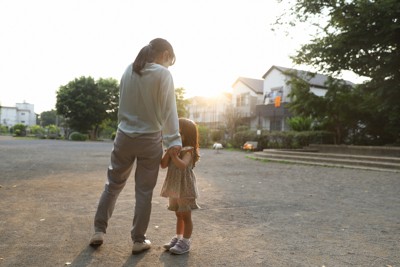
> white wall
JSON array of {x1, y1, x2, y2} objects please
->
[
  {"x1": 263, "y1": 68, "x2": 291, "y2": 103},
  {"x1": 0, "y1": 107, "x2": 18, "y2": 126},
  {"x1": 263, "y1": 68, "x2": 327, "y2": 102},
  {"x1": 310, "y1": 87, "x2": 327, "y2": 97},
  {"x1": 0, "y1": 102, "x2": 36, "y2": 127}
]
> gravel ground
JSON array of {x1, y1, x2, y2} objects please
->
[{"x1": 0, "y1": 137, "x2": 399, "y2": 267}]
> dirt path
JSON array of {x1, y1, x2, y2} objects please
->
[{"x1": 0, "y1": 138, "x2": 399, "y2": 266}]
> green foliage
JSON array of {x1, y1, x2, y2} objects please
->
[
  {"x1": 98, "y1": 118, "x2": 117, "y2": 140},
  {"x1": 40, "y1": 110, "x2": 57, "y2": 126},
  {"x1": 231, "y1": 130, "x2": 334, "y2": 150},
  {"x1": 12, "y1": 123, "x2": 26, "y2": 137},
  {"x1": 111, "y1": 131, "x2": 116, "y2": 140},
  {"x1": 46, "y1": 124, "x2": 60, "y2": 139},
  {"x1": 69, "y1": 132, "x2": 88, "y2": 141},
  {"x1": 210, "y1": 130, "x2": 223, "y2": 142},
  {"x1": 287, "y1": 116, "x2": 313, "y2": 131},
  {"x1": 232, "y1": 130, "x2": 257, "y2": 148},
  {"x1": 30, "y1": 125, "x2": 45, "y2": 137},
  {"x1": 56, "y1": 76, "x2": 119, "y2": 139},
  {"x1": 276, "y1": 0, "x2": 400, "y2": 145},
  {"x1": 287, "y1": 72, "x2": 364, "y2": 144},
  {"x1": 197, "y1": 125, "x2": 210, "y2": 148},
  {"x1": 175, "y1": 87, "x2": 189, "y2": 118},
  {"x1": 0, "y1": 125, "x2": 9, "y2": 134}
]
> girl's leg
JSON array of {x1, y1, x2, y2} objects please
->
[
  {"x1": 175, "y1": 211, "x2": 184, "y2": 236},
  {"x1": 177, "y1": 211, "x2": 192, "y2": 239},
  {"x1": 169, "y1": 211, "x2": 192, "y2": 254}
]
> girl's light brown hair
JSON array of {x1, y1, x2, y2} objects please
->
[
  {"x1": 132, "y1": 38, "x2": 176, "y2": 75},
  {"x1": 179, "y1": 118, "x2": 200, "y2": 167}
]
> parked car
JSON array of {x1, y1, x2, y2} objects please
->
[{"x1": 242, "y1": 141, "x2": 258, "y2": 151}]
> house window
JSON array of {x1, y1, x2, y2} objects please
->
[
  {"x1": 21, "y1": 112, "x2": 25, "y2": 115},
  {"x1": 236, "y1": 93, "x2": 249, "y2": 107},
  {"x1": 270, "y1": 119, "x2": 282, "y2": 131},
  {"x1": 21, "y1": 120, "x2": 25, "y2": 123}
]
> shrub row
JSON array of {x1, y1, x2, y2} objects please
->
[{"x1": 232, "y1": 130, "x2": 335, "y2": 149}]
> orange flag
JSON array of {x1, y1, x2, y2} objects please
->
[{"x1": 274, "y1": 96, "x2": 281, "y2": 107}]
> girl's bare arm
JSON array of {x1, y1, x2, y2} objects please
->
[
  {"x1": 169, "y1": 148, "x2": 193, "y2": 170},
  {"x1": 160, "y1": 151, "x2": 171, "y2": 169}
]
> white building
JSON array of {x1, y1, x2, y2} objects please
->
[
  {"x1": 0, "y1": 102, "x2": 37, "y2": 127},
  {"x1": 231, "y1": 77, "x2": 264, "y2": 130},
  {"x1": 187, "y1": 93, "x2": 232, "y2": 129}
]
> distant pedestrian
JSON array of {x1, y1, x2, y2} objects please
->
[
  {"x1": 90, "y1": 38, "x2": 182, "y2": 255},
  {"x1": 160, "y1": 118, "x2": 200, "y2": 254}
]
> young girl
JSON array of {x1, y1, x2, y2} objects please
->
[{"x1": 160, "y1": 118, "x2": 200, "y2": 255}]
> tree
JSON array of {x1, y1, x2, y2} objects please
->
[
  {"x1": 175, "y1": 87, "x2": 189, "y2": 118},
  {"x1": 56, "y1": 76, "x2": 119, "y2": 140},
  {"x1": 287, "y1": 74, "x2": 359, "y2": 144},
  {"x1": 276, "y1": 0, "x2": 400, "y2": 144},
  {"x1": 39, "y1": 109, "x2": 57, "y2": 126},
  {"x1": 223, "y1": 106, "x2": 243, "y2": 140}
]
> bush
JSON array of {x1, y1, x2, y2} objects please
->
[
  {"x1": 0, "y1": 125, "x2": 9, "y2": 134},
  {"x1": 229, "y1": 130, "x2": 335, "y2": 150},
  {"x1": 69, "y1": 132, "x2": 88, "y2": 141},
  {"x1": 12, "y1": 123, "x2": 27, "y2": 137},
  {"x1": 211, "y1": 130, "x2": 224, "y2": 143},
  {"x1": 46, "y1": 124, "x2": 61, "y2": 139},
  {"x1": 111, "y1": 131, "x2": 116, "y2": 140},
  {"x1": 232, "y1": 130, "x2": 257, "y2": 148},
  {"x1": 29, "y1": 125, "x2": 46, "y2": 138},
  {"x1": 198, "y1": 125, "x2": 210, "y2": 148}
]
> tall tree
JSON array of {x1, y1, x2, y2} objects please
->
[
  {"x1": 287, "y1": 74, "x2": 359, "y2": 144},
  {"x1": 175, "y1": 87, "x2": 189, "y2": 118},
  {"x1": 277, "y1": 0, "x2": 400, "y2": 144},
  {"x1": 39, "y1": 109, "x2": 57, "y2": 126},
  {"x1": 56, "y1": 76, "x2": 119, "y2": 139}
]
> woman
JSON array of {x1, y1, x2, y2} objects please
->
[{"x1": 90, "y1": 38, "x2": 182, "y2": 254}]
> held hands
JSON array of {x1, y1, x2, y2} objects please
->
[{"x1": 167, "y1": 145, "x2": 182, "y2": 158}]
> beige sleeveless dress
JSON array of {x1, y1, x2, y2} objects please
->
[{"x1": 160, "y1": 146, "x2": 200, "y2": 212}]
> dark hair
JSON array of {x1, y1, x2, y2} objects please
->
[
  {"x1": 132, "y1": 38, "x2": 176, "y2": 75},
  {"x1": 179, "y1": 118, "x2": 200, "y2": 167}
]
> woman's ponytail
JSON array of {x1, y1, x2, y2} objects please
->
[{"x1": 132, "y1": 38, "x2": 175, "y2": 75}]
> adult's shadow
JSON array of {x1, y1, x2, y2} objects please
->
[
  {"x1": 121, "y1": 251, "x2": 148, "y2": 267},
  {"x1": 69, "y1": 245, "x2": 99, "y2": 267}
]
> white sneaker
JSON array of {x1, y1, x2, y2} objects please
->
[
  {"x1": 170, "y1": 239, "x2": 190, "y2": 255},
  {"x1": 89, "y1": 232, "x2": 104, "y2": 246},
  {"x1": 132, "y1": 239, "x2": 151, "y2": 254}
]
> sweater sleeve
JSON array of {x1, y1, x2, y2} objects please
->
[{"x1": 160, "y1": 71, "x2": 182, "y2": 149}]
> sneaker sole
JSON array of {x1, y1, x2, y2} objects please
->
[
  {"x1": 170, "y1": 248, "x2": 190, "y2": 255},
  {"x1": 132, "y1": 246, "x2": 151, "y2": 254},
  {"x1": 132, "y1": 247, "x2": 150, "y2": 255},
  {"x1": 89, "y1": 240, "x2": 103, "y2": 246}
]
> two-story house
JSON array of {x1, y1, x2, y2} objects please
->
[
  {"x1": 231, "y1": 77, "x2": 264, "y2": 130},
  {"x1": 256, "y1": 65, "x2": 354, "y2": 131}
]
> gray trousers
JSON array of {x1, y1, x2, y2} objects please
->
[{"x1": 94, "y1": 130, "x2": 162, "y2": 242}]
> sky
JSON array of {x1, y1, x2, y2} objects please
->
[{"x1": 0, "y1": 0, "x2": 357, "y2": 114}]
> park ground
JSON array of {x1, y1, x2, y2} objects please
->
[{"x1": 0, "y1": 137, "x2": 399, "y2": 267}]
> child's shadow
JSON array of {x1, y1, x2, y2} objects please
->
[{"x1": 159, "y1": 251, "x2": 190, "y2": 267}]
